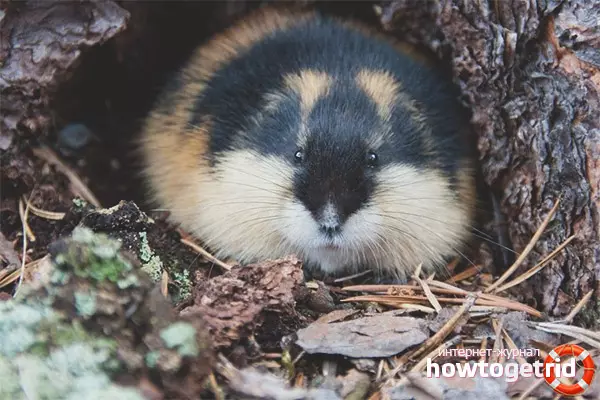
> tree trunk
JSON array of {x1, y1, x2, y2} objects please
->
[{"x1": 379, "y1": 0, "x2": 600, "y2": 322}]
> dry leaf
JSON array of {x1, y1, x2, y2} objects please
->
[{"x1": 296, "y1": 313, "x2": 429, "y2": 358}]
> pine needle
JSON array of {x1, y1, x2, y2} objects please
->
[
  {"x1": 413, "y1": 263, "x2": 442, "y2": 312},
  {"x1": 485, "y1": 197, "x2": 561, "y2": 293},
  {"x1": 181, "y1": 237, "x2": 232, "y2": 271},
  {"x1": 32, "y1": 146, "x2": 102, "y2": 208},
  {"x1": 446, "y1": 265, "x2": 480, "y2": 283},
  {"x1": 494, "y1": 235, "x2": 576, "y2": 293},
  {"x1": 564, "y1": 290, "x2": 594, "y2": 323},
  {"x1": 21, "y1": 196, "x2": 66, "y2": 220},
  {"x1": 18, "y1": 198, "x2": 36, "y2": 242}
]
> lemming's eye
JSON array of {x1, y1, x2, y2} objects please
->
[
  {"x1": 366, "y1": 151, "x2": 378, "y2": 167},
  {"x1": 294, "y1": 149, "x2": 304, "y2": 163}
]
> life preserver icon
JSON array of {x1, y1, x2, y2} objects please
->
[{"x1": 544, "y1": 344, "x2": 596, "y2": 396}]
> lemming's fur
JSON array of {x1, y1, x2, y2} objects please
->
[{"x1": 139, "y1": 7, "x2": 477, "y2": 281}]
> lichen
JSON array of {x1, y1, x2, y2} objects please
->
[
  {"x1": 72, "y1": 197, "x2": 89, "y2": 209},
  {"x1": 74, "y1": 290, "x2": 97, "y2": 317},
  {"x1": 117, "y1": 273, "x2": 140, "y2": 289},
  {"x1": 171, "y1": 267, "x2": 193, "y2": 303},
  {"x1": 160, "y1": 322, "x2": 199, "y2": 357},
  {"x1": 0, "y1": 301, "x2": 54, "y2": 358},
  {"x1": 138, "y1": 231, "x2": 164, "y2": 282},
  {"x1": 145, "y1": 351, "x2": 160, "y2": 368},
  {"x1": 0, "y1": 300, "x2": 145, "y2": 400},
  {"x1": 53, "y1": 226, "x2": 136, "y2": 286}
]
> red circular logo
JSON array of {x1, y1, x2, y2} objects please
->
[{"x1": 543, "y1": 344, "x2": 596, "y2": 396}]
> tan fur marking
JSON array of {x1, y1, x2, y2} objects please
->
[
  {"x1": 355, "y1": 69, "x2": 399, "y2": 122},
  {"x1": 284, "y1": 69, "x2": 332, "y2": 117},
  {"x1": 356, "y1": 68, "x2": 436, "y2": 158},
  {"x1": 283, "y1": 69, "x2": 332, "y2": 147}
]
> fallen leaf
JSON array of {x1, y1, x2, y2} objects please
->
[{"x1": 296, "y1": 312, "x2": 429, "y2": 358}]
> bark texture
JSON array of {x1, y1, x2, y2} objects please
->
[
  {"x1": 380, "y1": 0, "x2": 600, "y2": 320},
  {"x1": 0, "y1": 0, "x2": 129, "y2": 149}
]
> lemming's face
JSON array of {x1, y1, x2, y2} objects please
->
[{"x1": 244, "y1": 69, "x2": 469, "y2": 275}]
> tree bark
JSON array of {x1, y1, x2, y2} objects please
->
[{"x1": 379, "y1": 0, "x2": 600, "y2": 322}]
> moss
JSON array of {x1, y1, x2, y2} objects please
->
[
  {"x1": 160, "y1": 322, "x2": 199, "y2": 357},
  {"x1": 139, "y1": 231, "x2": 164, "y2": 282}
]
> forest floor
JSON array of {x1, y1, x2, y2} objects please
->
[{"x1": 1, "y1": 1, "x2": 599, "y2": 399}]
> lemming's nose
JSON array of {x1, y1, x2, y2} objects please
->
[{"x1": 319, "y1": 221, "x2": 341, "y2": 237}]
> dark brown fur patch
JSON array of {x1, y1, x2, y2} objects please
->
[{"x1": 183, "y1": 8, "x2": 314, "y2": 87}]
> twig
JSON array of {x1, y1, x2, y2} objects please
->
[
  {"x1": 181, "y1": 237, "x2": 232, "y2": 271},
  {"x1": 490, "y1": 318, "x2": 504, "y2": 364},
  {"x1": 208, "y1": 372, "x2": 224, "y2": 400},
  {"x1": 0, "y1": 255, "x2": 49, "y2": 288},
  {"x1": 342, "y1": 293, "x2": 541, "y2": 317},
  {"x1": 427, "y1": 280, "x2": 543, "y2": 317},
  {"x1": 485, "y1": 197, "x2": 560, "y2": 293},
  {"x1": 531, "y1": 322, "x2": 600, "y2": 349},
  {"x1": 342, "y1": 280, "x2": 542, "y2": 316},
  {"x1": 502, "y1": 328, "x2": 527, "y2": 365},
  {"x1": 161, "y1": 270, "x2": 169, "y2": 298},
  {"x1": 413, "y1": 263, "x2": 442, "y2": 312},
  {"x1": 32, "y1": 146, "x2": 102, "y2": 208},
  {"x1": 333, "y1": 269, "x2": 372, "y2": 283},
  {"x1": 387, "y1": 294, "x2": 477, "y2": 379},
  {"x1": 445, "y1": 265, "x2": 480, "y2": 283},
  {"x1": 14, "y1": 195, "x2": 32, "y2": 298},
  {"x1": 395, "y1": 303, "x2": 436, "y2": 313},
  {"x1": 376, "y1": 360, "x2": 385, "y2": 380},
  {"x1": 292, "y1": 350, "x2": 305, "y2": 365},
  {"x1": 367, "y1": 391, "x2": 382, "y2": 400},
  {"x1": 409, "y1": 293, "x2": 476, "y2": 361}
]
